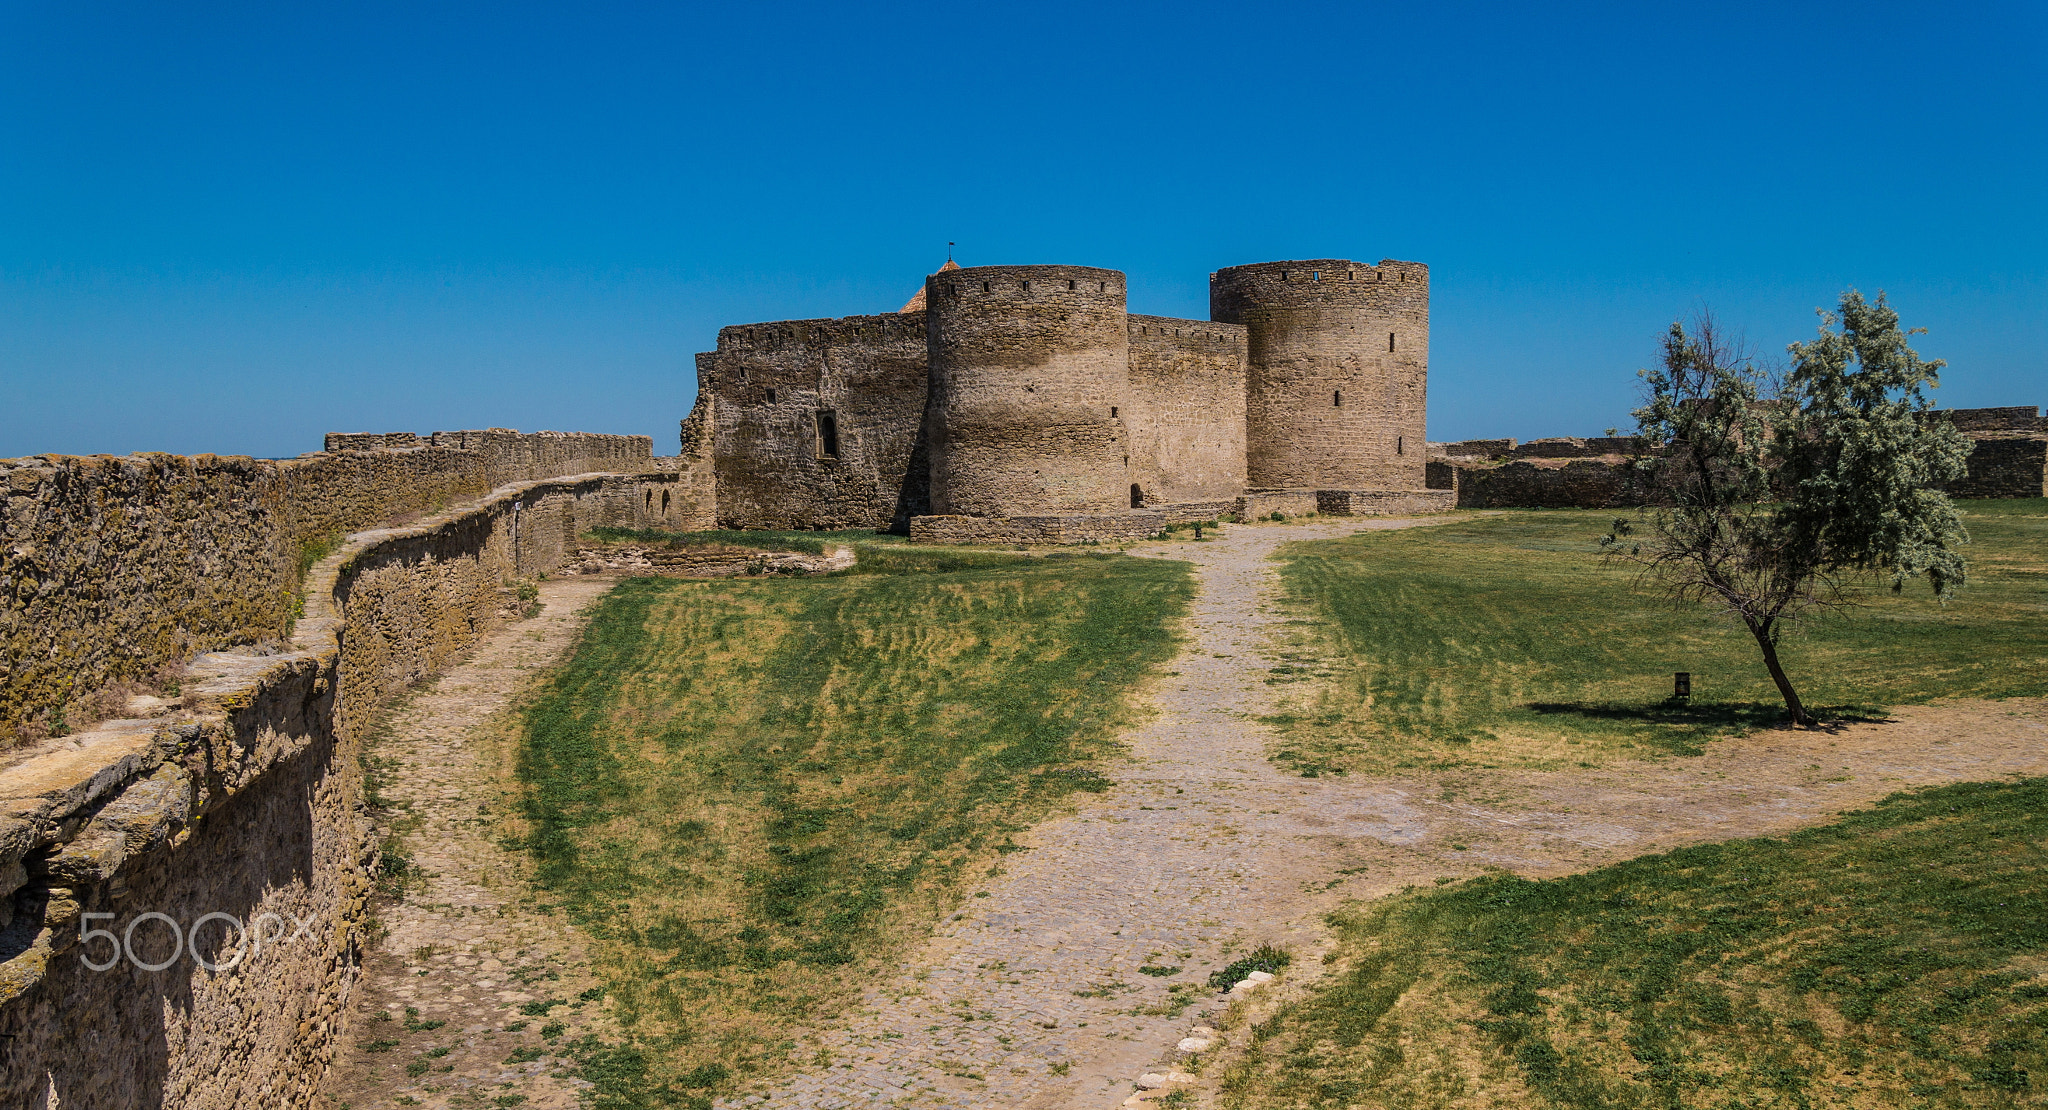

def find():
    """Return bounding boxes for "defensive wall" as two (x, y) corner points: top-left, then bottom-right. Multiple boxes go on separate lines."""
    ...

(693, 312), (929, 532)
(0, 431), (691, 1107)
(693, 256), (1441, 544)
(1424, 407), (2046, 509)
(1124, 315), (1248, 507)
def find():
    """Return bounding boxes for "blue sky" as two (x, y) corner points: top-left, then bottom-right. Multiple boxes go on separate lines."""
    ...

(3, 1), (2043, 458)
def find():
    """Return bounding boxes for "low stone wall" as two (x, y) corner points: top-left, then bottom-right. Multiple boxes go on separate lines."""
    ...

(1450, 458), (1656, 509)
(564, 543), (855, 578)
(1946, 436), (2048, 500)
(909, 513), (1163, 545)
(0, 468), (664, 1107)
(1315, 489), (1457, 515)
(1235, 489), (1319, 520)
(1150, 500), (1239, 526)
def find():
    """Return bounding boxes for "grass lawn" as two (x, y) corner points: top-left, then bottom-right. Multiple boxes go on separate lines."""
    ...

(511, 546), (1192, 1103)
(1267, 499), (2048, 773)
(1220, 777), (2048, 1110)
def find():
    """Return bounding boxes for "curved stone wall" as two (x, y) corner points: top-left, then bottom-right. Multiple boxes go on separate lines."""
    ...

(1210, 259), (1429, 490)
(925, 265), (1131, 516)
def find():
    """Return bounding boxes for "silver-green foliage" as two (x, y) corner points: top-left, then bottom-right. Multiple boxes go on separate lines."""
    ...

(1609, 292), (1971, 724)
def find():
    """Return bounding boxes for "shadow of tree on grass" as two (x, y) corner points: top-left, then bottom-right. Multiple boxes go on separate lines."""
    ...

(1519, 699), (1889, 734)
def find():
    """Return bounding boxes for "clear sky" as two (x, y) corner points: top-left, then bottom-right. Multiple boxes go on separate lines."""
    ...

(3, 1), (2043, 459)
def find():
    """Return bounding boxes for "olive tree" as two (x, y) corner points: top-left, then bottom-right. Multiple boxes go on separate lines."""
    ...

(1605, 292), (1971, 725)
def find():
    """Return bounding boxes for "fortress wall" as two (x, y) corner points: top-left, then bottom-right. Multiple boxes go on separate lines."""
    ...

(0, 431), (655, 746)
(1124, 315), (1248, 506)
(927, 265), (1131, 516)
(0, 469), (662, 1108)
(1938, 406), (2044, 433)
(697, 313), (929, 530)
(1945, 436), (2048, 499)
(1211, 259), (1429, 491)
(1451, 458), (1657, 509)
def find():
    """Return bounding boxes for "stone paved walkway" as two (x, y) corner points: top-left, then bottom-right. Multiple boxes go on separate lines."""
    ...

(720, 518), (2048, 1110)
(316, 577), (622, 1110)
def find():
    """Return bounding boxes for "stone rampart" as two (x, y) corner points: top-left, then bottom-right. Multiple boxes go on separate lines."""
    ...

(1938, 406), (2045, 433)
(1, 431), (658, 745)
(0, 464), (668, 1107)
(1450, 458), (1656, 509)
(1314, 489), (1457, 515)
(1946, 436), (2048, 500)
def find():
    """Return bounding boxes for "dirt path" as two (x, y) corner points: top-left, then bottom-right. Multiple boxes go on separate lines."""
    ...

(725, 518), (2048, 1110)
(316, 577), (620, 1110)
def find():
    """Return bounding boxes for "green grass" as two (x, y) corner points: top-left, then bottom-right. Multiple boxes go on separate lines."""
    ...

(512, 545), (1191, 1103)
(1221, 776), (2048, 1110)
(1269, 500), (2048, 772)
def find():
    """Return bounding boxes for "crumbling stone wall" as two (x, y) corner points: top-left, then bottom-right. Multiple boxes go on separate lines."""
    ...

(1124, 316), (1248, 507)
(1, 431), (657, 745)
(1211, 259), (1429, 491)
(0, 467), (666, 1108)
(696, 313), (929, 531)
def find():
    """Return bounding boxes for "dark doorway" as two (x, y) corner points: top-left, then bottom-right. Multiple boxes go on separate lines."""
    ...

(815, 410), (840, 458)
(1130, 483), (1143, 508)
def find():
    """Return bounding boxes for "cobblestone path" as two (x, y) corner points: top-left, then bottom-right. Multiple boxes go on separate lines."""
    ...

(316, 577), (622, 1110)
(724, 519), (2048, 1110)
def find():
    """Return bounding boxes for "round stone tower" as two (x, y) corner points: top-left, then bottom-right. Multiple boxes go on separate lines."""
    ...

(1210, 259), (1428, 489)
(926, 264), (1131, 516)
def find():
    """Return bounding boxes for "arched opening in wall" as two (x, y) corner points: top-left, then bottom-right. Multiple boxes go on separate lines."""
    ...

(662, 490), (671, 511)
(1130, 484), (1144, 508)
(645, 490), (653, 509)
(814, 410), (840, 459)
(1110, 406), (1118, 418)
(1389, 333), (1397, 352)
(766, 388), (777, 404)
(1333, 390), (1343, 407)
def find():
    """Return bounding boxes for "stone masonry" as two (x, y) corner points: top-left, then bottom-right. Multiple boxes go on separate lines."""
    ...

(689, 257), (1444, 542)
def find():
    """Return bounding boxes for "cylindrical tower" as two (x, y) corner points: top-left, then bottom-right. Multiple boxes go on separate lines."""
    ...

(926, 265), (1131, 516)
(1210, 258), (1428, 489)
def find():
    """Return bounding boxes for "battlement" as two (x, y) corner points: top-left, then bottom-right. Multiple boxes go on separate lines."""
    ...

(717, 312), (926, 352)
(1127, 314), (1246, 348)
(925, 263), (1125, 307)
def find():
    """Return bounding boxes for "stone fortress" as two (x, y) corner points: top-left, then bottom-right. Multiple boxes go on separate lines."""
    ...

(0, 250), (2040, 1106)
(684, 257), (1453, 544)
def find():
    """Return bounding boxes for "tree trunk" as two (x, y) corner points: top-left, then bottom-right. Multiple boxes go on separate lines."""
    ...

(1748, 620), (1809, 726)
